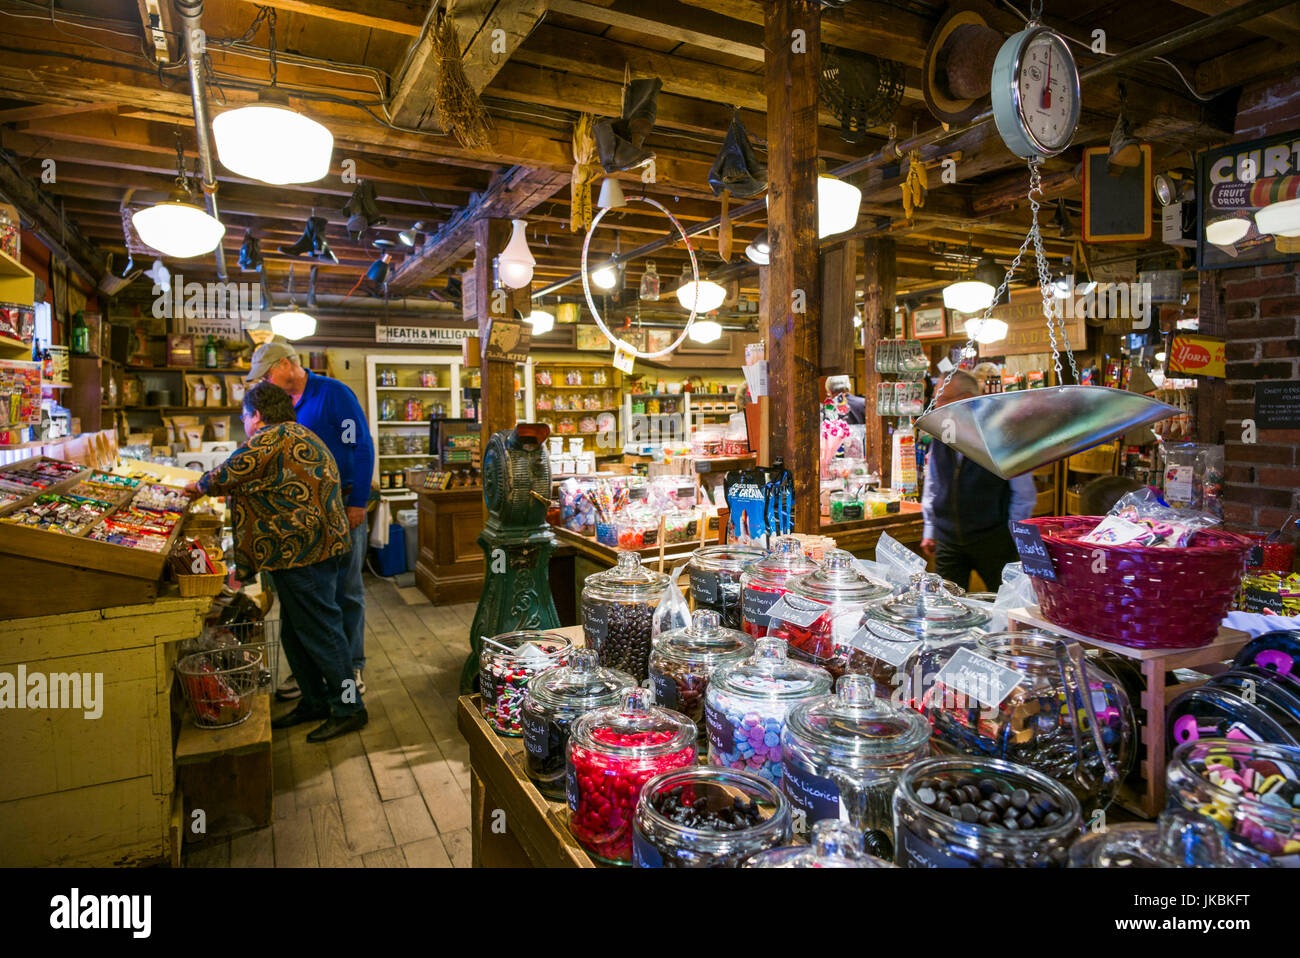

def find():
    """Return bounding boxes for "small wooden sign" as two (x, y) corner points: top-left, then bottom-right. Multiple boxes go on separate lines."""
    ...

(485, 320), (530, 363)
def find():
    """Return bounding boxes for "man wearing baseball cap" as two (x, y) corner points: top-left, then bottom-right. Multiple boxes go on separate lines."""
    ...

(247, 341), (375, 696)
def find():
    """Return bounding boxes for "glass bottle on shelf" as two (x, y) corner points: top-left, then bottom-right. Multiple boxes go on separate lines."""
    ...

(639, 260), (660, 301)
(405, 397), (424, 421)
(380, 397), (398, 421)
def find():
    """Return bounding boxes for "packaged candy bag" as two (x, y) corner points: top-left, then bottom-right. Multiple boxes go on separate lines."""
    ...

(652, 563), (692, 639)
(1080, 488), (1220, 549)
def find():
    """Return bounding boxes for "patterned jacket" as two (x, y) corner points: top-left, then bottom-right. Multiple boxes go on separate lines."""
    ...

(197, 422), (350, 577)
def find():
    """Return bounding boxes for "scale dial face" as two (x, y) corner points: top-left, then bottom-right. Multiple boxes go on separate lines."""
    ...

(993, 27), (1081, 159)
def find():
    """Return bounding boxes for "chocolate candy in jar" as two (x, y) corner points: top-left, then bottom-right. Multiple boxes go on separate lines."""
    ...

(1068, 809), (1259, 867)
(686, 544), (765, 630)
(648, 609), (753, 742)
(781, 674), (931, 860)
(632, 766), (792, 868)
(703, 637), (832, 787)
(893, 756), (1083, 868)
(567, 687), (697, 865)
(580, 550), (669, 683)
(477, 630), (574, 737)
(738, 536), (819, 640)
(916, 632), (1135, 815)
(770, 550), (892, 681)
(1165, 739), (1300, 866)
(744, 819), (895, 868)
(851, 571), (989, 700)
(521, 650), (636, 801)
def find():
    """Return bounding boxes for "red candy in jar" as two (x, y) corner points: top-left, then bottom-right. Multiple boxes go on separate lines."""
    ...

(739, 536), (819, 640)
(566, 687), (697, 865)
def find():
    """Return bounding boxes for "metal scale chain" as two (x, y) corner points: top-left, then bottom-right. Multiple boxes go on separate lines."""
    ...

(920, 157), (1080, 419)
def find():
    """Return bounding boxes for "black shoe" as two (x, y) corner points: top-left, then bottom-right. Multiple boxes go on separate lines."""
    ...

(341, 180), (386, 240)
(237, 231), (262, 271)
(272, 703), (329, 729)
(306, 708), (369, 743)
(280, 215), (331, 258)
(620, 77), (661, 145)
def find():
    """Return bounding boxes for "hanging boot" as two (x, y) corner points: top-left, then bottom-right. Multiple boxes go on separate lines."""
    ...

(238, 230), (262, 271)
(619, 77), (661, 146)
(708, 112), (767, 198)
(281, 215), (328, 257)
(341, 180), (387, 240)
(594, 120), (654, 173)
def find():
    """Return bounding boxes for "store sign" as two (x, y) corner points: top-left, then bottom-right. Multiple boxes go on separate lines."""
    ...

(376, 325), (475, 346)
(980, 294), (1086, 357)
(1198, 129), (1300, 270)
(1167, 334), (1226, 378)
(1254, 380), (1300, 430)
(485, 319), (530, 363)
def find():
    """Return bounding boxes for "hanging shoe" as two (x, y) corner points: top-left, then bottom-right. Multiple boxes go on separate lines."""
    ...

(594, 120), (654, 174)
(280, 215), (328, 257)
(238, 230), (262, 271)
(709, 112), (767, 198)
(341, 180), (387, 241)
(619, 77), (662, 146)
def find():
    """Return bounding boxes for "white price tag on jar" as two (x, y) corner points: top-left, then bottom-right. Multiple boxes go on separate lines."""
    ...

(932, 647), (1023, 710)
(766, 594), (825, 628)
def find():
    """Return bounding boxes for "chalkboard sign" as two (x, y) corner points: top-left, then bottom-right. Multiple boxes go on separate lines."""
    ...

(1082, 145), (1152, 243)
(582, 601), (610, 651)
(1254, 381), (1300, 430)
(1009, 520), (1056, 581)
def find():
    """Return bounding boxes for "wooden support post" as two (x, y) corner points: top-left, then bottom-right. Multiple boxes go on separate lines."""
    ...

(764, 0), (822, 535)
(862, 237), (897, 479)
(819, 239), (858, 374)
(475, 218), (527, 453)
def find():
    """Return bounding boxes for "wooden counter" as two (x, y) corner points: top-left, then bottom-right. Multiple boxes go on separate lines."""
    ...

(415, 485), (486, 605)
(819, 500), (926, 556)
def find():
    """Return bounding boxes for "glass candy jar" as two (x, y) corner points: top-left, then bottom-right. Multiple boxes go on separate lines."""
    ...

(521, 650), (636, 800)
(1068, 809), (1260, 868)
(915, 632), (1134, 814)
(567, 687), (697, 865)
(632, 766), (791, 868)
(850, 571), (989, 699)
(781, 674), (931, 860)
(769, 551), (892, 679)
(687, 544), (765, 630)
(580, 550), (669, 682)
(739, 536), (819, 639)
(478, 631), (574, 736)
(1165, 739), (1300, 866)
(648, 610), (753, 740)
(744, 820), (895, 868)
(893, 757), (1083, 868)
(703, 637), (832, 786)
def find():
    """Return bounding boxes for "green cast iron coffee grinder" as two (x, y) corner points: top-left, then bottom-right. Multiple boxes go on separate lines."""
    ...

(462, 423), (561, 692)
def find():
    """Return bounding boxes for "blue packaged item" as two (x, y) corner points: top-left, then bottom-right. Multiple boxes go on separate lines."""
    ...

(375, 522), (407, 576)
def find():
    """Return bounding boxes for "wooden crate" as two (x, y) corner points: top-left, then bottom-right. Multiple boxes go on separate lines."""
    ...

(175, 694), (273, 844)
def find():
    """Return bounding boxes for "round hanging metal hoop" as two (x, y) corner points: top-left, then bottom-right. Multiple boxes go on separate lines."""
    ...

(581, 195), (701, 359)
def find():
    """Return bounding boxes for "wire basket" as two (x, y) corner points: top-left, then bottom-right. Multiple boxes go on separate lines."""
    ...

(176, 646), (267, 729)
(1019, 516), (1253, 650)
(204, 618), (284, 694)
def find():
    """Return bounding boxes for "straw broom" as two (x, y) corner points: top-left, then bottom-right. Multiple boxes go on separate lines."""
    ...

(434, 2), (492, 150)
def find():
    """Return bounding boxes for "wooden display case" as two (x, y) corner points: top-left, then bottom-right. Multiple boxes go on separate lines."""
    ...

(532, 360), (622, 457)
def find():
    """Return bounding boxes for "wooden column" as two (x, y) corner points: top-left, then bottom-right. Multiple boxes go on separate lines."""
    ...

(862, 237), (897, 479)
(764, 0), (822, 534)
(474, 218), (528, 449)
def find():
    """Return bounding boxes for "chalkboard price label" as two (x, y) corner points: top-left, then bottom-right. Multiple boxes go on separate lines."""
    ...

(1254, 381), (1300, 430)
(1009, 521), (1056, 581)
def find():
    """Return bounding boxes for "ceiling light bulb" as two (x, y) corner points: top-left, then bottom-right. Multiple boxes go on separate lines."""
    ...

(590, 263), (618, 290)
(676, 279), (727, 314)
(943, 279), (996, 314)
(497, 218), (535, 289)
(745, 230), (771, 265)
(963, 317), (1008, 345)
(132, 200), (226, 259)
(1255, 198), (1300, 238)
(689, 319), (722, 343)
(528, 309), (554, 335)
(213, 89), (333, 185)
(1205, 216), (1250, 247)
(269, 307), (317, 341)
(817, 174), (861, 238)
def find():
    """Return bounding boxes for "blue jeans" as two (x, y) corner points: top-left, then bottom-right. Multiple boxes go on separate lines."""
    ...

(270, 555), (363, 717)
(339, 521), (367, 670)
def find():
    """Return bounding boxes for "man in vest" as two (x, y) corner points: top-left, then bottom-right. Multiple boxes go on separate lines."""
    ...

(919, 370), (1038, 591)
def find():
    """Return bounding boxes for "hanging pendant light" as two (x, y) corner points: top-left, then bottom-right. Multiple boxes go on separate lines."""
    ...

(590, 261), (619, 290)
(1106, 83), (1142, 175)
(1205, 214), (1250, 247)
(528, 309), (555, 335)
(745, 229), (771, 265)
(964, 316), (1009, 344)
(269, 264), (316, 340)
(597, 177), (626, 210)
(214, 88), (333, 185)
(689, 319), (723, 343)
(817, 174), (861, 238)
(497, 218), (535, 289)
(675, 263), (726, 313)
(943, 248), (996, 314)
(132, 137), (225, 259)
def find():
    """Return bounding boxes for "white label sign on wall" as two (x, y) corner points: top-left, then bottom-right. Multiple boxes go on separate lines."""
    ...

(376, 325), (475, 346)
(174, 314), (245, 338)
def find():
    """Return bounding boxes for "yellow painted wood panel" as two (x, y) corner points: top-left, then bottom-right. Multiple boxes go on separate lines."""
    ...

(0, 776), (168, 867)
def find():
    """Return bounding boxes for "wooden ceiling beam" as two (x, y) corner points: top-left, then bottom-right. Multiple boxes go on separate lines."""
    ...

(231, 0), (429, 36)
(134, 0), (176, 63)
(1195, 38), (1300, 94)
(1165, 0), (1300, 43)
(0, 101), (119, 125)
(546, 0), (765, 62)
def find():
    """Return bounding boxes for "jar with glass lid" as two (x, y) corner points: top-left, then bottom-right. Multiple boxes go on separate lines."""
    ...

(914, 632), (1133, 814)
(521, 650), (636, 800)
(631, 766), (791, 867)
(686, 544), (766, 630)
(566, 687), (697, 865)
(766, 550), (892, 678)
(477, 630), (574, 736)
(648, 609), (753, 739)
(703, 637), (832, 786)
(743, 820), (895, 868)
(893, 756), (1083, 868)
(781, 674), (931, 860)
(580, 550), (669, 682)
(738, 536), (819, 639)
(848, 571), (990, 699)
(1068, 809), (1259, 868)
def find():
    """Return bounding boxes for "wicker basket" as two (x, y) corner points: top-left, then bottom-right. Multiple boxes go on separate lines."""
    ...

(178, 560), (227, 597)
(1019, 516), (1253, 650)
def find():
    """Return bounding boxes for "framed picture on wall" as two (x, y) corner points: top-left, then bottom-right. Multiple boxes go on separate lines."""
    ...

(646, 329), (675, 354)
(680, 332), (732, 354)
(911, 306), (946, 340)
(575, 324), (613, 351)
(1197, 130), (1300, 270)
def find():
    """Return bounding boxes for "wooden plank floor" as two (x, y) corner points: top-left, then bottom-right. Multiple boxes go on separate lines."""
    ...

(185, 575), (474, 868)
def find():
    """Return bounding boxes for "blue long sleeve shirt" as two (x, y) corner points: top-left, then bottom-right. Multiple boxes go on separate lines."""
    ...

(292, 370), (375, 510)
(921, 448), (1038, 540)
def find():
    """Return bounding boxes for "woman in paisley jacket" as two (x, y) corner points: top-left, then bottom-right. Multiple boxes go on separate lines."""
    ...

(185, 381), (368, 743)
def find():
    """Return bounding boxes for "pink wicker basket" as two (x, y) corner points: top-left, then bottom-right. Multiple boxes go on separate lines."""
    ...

(1019, 516), (1253, 650)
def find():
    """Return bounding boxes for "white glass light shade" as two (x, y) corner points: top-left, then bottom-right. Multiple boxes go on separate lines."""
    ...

(213, 100), (333, 185)
(1205, 216), (1249, 246)
(497, 219), (535, 289)
(944, 279), (996, 315)
(688, 319), (722, 343)
(528, 309), (555, 335)
(1155, 351), (1167, 362)
(1255, 198), (1300, 237)
(269, 307), (317, 341)
(963, 317), (1009, 344)
(675, 279), (727, 314)
(597, 177), (626, 210)
(590, 263), (618, 289)
(131, 201), (226, 259)
(853, 310), (863, 328)
(818, 174), (861, 238)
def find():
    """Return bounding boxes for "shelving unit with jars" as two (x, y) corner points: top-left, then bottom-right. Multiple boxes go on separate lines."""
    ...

(365, 354), (463, 505)
(529, 360), (622, 458)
